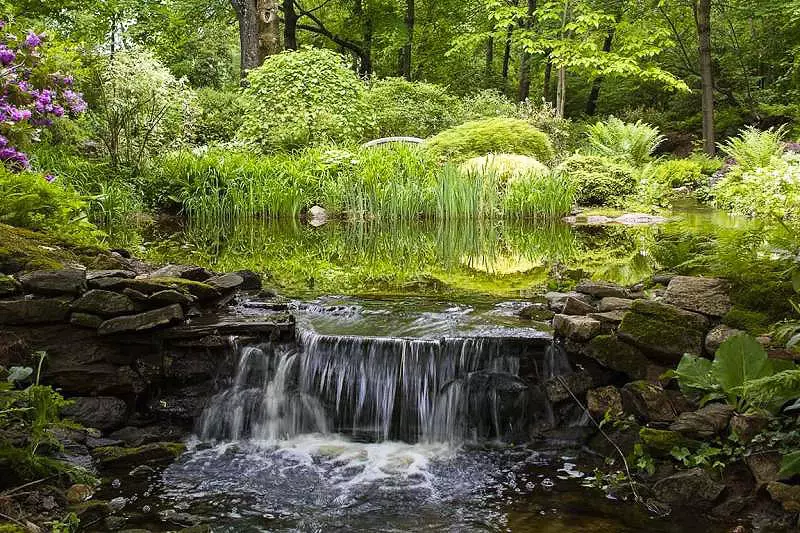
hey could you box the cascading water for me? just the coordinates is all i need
[198,328,538,445]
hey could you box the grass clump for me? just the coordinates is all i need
[424,118,555,162]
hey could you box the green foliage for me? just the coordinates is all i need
[584,117,664,166]
[459,89,517,121]
[723,308,770,334]
[192,88,246,145]
[652,159,706,188]
[237,48,370,151]
[779,450,800,479]
[671,334,800,413]
[719,126,787,171]
[503,171,576,220]
[424,118,555,162]
[558,154,636,207]
[366,78,461,138]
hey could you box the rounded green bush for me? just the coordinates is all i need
[425,118,555,162]
[237,48,370,151]
[653,159,705,188]
[366,78,461,138]
[193,88,246,145]
[558,154,636,206]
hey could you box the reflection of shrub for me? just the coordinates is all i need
[193,88,245,145]
[425,118,554,162]
[558,154,636,206]
[237,48,370,151]
[366,78,460,138]
[585,117,664,166]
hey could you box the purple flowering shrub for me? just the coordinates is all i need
[0,21,87,171]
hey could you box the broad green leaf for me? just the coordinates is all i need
[672,354,715,395]
[779,451,800,479]
[7,366,33,383]
[712,335,772,401]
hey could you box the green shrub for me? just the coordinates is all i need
[653,159,706,188]
[517,100,576,156]
[193,88,246,145]
[366,78,461,138]
[237,48,371,151]
[459,154,550,184]
[558,154,636,206]
[584,117,664,166]
[459,89,517,121]
[425,118,555,162]
[719,126,787,171]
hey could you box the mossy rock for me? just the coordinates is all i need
[639,427,700,457]
[722,307,770,334]
[147,277,220,301]
[0,274,21,296]
[92,442,186,468]
[618,300,708,362]
[584,334,650,379]
[0,524,26,533]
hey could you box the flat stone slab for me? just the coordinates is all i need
[0,298,71,325]
[72,289,136,317]
[575,281,629,299]
[553,314,602,341]
[663,276,732,317]
[98,304,184,335]
[18,269,86,295]
[160,314,295,340]
[618,299,709,362]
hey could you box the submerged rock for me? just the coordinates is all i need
[92,442,186,468]
[652,468,725,508]
[98,304,184,335]
[663,276,732,317]
[618,299,709,362]
[18,268,86,295]
[0,298,71,325]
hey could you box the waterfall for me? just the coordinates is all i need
[198,329,543,445]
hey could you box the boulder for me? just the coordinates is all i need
[617,299,709,362]
[544,371,593,404]
[91,441,186,468]
[71,290,136,317]
[519,303,554,321]
[729,413,770,444]
[745,452,782,488]
[766,482,800,512]
[148,290,196,307]
[663,276,732,317]
[552,314,602,341]
[0,298,71,325]
[561,297,595,316]
[149,264,212,282]
[652,468,725,508]
[63,397,128,431]
[669,403,734,439]
[206,273,244,292]
[705,325,744,355]
[70,312,104,329]
[575,280,628,299]
[587,310,626,326]
[583,334,650,380]
[544,291,591,312]
[86,270,136,281]
[0,274,21,296]
[598,297,634,312]
[234,270,262,291]
[18,269,86,295]
[621,381,678,423]
[98,304,184,335]
[586,386,623,419]
[639,427,699,456]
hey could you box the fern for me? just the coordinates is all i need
[738,369,800,408]
[719,125,787,171]
[584,117,664,166]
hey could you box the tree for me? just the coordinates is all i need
[230,0,281,74]
[695,0,715,154]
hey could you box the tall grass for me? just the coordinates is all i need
[719,125,787,171]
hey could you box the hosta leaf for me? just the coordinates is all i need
[672,354,715,395]
[712,335,772,400]
[779,451,800,479]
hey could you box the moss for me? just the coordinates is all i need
[0,524,27,533]
[584,334,649,379]
[723,307,770,334]
[639,427,700,457]
[147,277,220,300]
[92,442,186,468]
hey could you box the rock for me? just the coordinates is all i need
[0,298,71,325]
[66,484,94,504]
[614,213,668,225]
[730,413,770,443]
[652,273,676,286]
[598,297,634,312]
[589,423,641,457]
[552,314,602,341]
[206,273,244,291]
[0,274,22,296]
[149,264,212,282]
[617,299,709,362]
[70,312,104,328]
[544,291,591,312]
[519,303,554,321]
[18,268,87,295]
[91,442,186,468]
[640,428,699,456]
[148,278,220,301]
[72,290,136,317]
[561,297,595,316]
[86,437,125,448]
[663,276,732,317]
[766,482,800,512]
[308,205,328,227]
[586,386,623,419]
[652,468,725,508]
[584,335,650,380]
[575,280,628,299]
[669,403,734,439]
[98,304,184,335]
[63,397,128,431]
[148,290,196,307]
[109,425,185,447]
[544,371,593,403]
[86,270,136,281]
[745,452,782,488]
[621,381,678,423]
[92,277,220,302]
[587,310,626,326]
[705,324,745,355]
[234,270,262,291]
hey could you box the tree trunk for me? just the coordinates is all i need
[695,0,715,155]
[355,0,373,77]
[585,27,615,116]
[542,55,552,102]
[399,0,414,79]
[485,36,494,74]
[231,0,281,75]
[283,0,298,50]
[517,0,536,102]
[556,67,566,117]
[502,25,513,81]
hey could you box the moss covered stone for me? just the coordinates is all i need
[618,300,709,362]
[584,334,650,379]
[92,442,186,468]
[722,307,770,334]
[639,427,700,456]
[0,274,21,296]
